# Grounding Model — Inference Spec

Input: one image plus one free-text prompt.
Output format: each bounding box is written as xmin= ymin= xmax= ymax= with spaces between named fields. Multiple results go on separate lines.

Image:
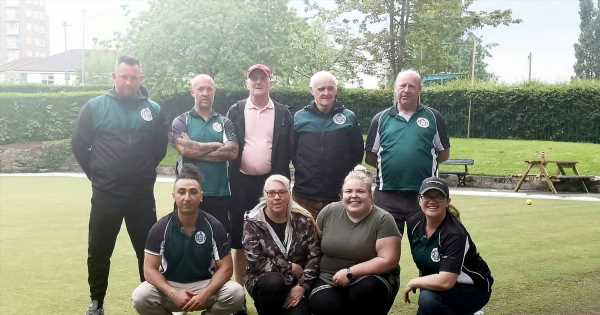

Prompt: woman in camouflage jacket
xmin=242 ymin=174 xmax=320 ymax=315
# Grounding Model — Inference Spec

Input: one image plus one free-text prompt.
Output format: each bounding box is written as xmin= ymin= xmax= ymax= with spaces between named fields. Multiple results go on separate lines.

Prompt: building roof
xmin=0 ymin=49 xmax=89 ymax=72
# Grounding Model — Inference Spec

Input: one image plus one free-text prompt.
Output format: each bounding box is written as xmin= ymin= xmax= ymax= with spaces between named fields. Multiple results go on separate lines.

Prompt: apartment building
xmin=0 ymin=0 xmax=49 ymax=63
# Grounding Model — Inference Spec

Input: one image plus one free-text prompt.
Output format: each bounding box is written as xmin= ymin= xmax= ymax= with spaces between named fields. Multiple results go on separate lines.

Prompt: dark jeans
xmin=417 ymin=284 xmax=491 ymax=315
xmin=202 ymin=196 xmax=232 ymax=234
xmin=250 ymin=272 xmax=310 ymax=315
xmin=373 ymin=190 xmax=419 ymax=235
xmin=309 ymin=275 xmax=398 ymax=315
xmin=230 ymin=172 xmax=268 ymax=249
xmin=88 ymin=187 xmax=157 ymax=302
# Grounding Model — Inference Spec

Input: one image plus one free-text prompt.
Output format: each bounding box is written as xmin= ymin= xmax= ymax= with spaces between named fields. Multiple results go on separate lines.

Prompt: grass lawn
xmin=1 ymin=176 xmax=599 ymax=314
xmin=161 ymin=138 xmax=600 ymax=176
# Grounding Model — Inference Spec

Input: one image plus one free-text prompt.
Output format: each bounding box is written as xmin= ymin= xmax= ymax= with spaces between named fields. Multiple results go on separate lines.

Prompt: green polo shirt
xmin=145 ymin=210 xmax=230 ymax=283
xmin=171 ymin=110 xmax=238 ymax=197
xmin=366 ymin=105 xmax=450 ymax=191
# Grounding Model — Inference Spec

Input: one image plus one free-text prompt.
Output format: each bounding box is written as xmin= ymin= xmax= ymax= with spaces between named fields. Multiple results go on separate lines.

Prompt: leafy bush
xmin=1 ymin=82 xmax=599 ymax=144
xmin=0 ymin=84 xmax=110 ymax=93
xmin=0 ymin=92 xmax=101 ymax=144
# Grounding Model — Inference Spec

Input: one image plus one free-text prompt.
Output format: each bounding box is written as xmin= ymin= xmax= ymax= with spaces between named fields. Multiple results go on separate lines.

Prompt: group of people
xmin=72 ymin=55 xmax=494 ymax=315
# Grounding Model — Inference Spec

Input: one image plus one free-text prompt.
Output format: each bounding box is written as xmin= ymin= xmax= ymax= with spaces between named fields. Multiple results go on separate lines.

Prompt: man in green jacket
xmin=72 ymin=56 xmax=168 ymax=315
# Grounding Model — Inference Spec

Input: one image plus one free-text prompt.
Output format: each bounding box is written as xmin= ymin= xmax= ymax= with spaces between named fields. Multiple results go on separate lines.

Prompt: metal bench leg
xmin=458 ymin=174 xmax=466 ymax=187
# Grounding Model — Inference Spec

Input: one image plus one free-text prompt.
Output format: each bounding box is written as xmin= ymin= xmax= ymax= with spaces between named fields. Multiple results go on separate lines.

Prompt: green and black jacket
xmin=292 ymin=101 xmax=364 ymax=201
xmin=72 ymin=87 xmax=168 ymax=195
xmin=407 ymin=212 xmax=494 ymax=293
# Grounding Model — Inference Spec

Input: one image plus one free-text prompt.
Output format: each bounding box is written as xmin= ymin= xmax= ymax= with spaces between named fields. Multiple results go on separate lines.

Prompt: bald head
xmin=394 ymin=69 xmax=422 ymax=111
xmin=190 ymin=74 xmax=216 ymax=113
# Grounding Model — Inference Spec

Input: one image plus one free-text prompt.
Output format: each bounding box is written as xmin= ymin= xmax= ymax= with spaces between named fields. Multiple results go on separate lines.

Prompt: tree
xmin=574 ymin=0 xmax=600 ymax=79
xmin=119 ymin=0 xmax=362 ymax=96
xmin=306 ymin=0 xmax=519 ymax=86
xmin=79 ymin=50 xmax=117 ymax=85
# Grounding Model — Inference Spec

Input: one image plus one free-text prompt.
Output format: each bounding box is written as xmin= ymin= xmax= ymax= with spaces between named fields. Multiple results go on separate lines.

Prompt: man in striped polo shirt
xmin=365 ymin=69 xmax=450 ymax=235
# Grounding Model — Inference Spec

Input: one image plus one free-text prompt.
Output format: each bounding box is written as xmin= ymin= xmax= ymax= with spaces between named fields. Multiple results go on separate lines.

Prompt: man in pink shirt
xmin=226 ymin=64 xmax=293 ymax=287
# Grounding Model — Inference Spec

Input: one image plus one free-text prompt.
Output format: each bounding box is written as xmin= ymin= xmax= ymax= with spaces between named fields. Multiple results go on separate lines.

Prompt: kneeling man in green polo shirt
xmin=132 ymin=165 xmax=245 ymax=315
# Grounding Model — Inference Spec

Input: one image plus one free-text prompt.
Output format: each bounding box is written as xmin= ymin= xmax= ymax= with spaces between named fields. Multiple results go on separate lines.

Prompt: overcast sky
xmin=470 ymin=0 xmax=579 ymax=83
xmin=46 ymin=0 xmax=581 ymax=84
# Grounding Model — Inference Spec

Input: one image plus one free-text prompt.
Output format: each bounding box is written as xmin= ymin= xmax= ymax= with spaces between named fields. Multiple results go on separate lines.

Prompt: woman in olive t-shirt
xmin=309 ymin=167 xmax=402 ymax=315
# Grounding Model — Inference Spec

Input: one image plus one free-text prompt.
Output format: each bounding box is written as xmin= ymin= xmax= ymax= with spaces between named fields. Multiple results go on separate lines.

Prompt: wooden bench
xmin=440 ymin=159 xmax=474 ymax=187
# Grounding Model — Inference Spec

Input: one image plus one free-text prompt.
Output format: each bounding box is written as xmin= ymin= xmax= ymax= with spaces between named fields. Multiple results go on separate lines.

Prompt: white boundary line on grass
xmin=2 ymin=172 xmax=599 ymax=202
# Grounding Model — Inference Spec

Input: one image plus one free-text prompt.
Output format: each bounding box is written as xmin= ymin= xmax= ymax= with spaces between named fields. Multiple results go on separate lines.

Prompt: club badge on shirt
xmin=140 ymin=108 xmax=153 ymax=122
xmin=332 ymin=113 xmax=347 ymax=125
xmin=430 ymin=247 xmax=440 ymax=262
xmin=195 ymin=231 xmax=207 ymax=245
xmin=416 ymin=117 xmax=430 ymax=128
xmin=212 ymin=122 xmax=223 ymax=133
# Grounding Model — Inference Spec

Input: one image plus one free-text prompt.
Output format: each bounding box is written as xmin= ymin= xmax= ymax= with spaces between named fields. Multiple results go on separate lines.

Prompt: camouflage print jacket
xmin=242 ymin=200 xmax=321 ymax=294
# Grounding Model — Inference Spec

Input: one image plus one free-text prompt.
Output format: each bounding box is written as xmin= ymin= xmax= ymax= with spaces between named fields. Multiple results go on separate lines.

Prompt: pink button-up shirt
xmin=240 ymin=98 xmax=275 ymax=175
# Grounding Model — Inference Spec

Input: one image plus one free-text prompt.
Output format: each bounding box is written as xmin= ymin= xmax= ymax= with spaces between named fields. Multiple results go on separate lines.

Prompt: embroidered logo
xmin=212 ymin=122 xmax=223 ymax=133
xmin=194 ymin=231 xmax=207 ymax=245
xmin=430 ymin=247 xmax=440 ymax=262
xmin=416 ymin=117 xmax=429 ymax=128
xmin=140 ymin=108 xmax=153 ymax=122
xmin=332 ymin=113 xmax=347 ymax=125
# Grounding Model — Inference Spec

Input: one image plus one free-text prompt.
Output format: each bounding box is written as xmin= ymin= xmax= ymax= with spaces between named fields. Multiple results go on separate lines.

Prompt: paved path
xmin=2 ymin=172 xmax=599 ymax=202
xmin=451 ymin=187 xmax=600 ymax=202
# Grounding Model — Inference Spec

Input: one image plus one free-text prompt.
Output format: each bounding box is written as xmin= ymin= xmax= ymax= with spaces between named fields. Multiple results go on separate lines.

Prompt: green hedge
xmin=158 ymin=87 xmax=389 ymax=132
xmin=424 ymin=81 xmax=600 ymax=143
xmin=0 ymin=84 xmax=111 ymax=93
xmin=1 ymin=82 xmax=599 ymax=145
xmin=0 ymin=92 xmax=101 ymax=144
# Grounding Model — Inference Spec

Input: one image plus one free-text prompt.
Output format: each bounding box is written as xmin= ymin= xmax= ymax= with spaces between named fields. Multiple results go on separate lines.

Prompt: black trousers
xmin=417 ymin=284 xmax=491 ymax=315
xmin=309 ymin=275 xmax=399 ymax=315
xmin=229 ymin=172 xmax=268 ymax=249
xmin=250 ymin=272 xmax=310 ymax=315
xmin=87 ymin=187 xmax=157 ymax=302
xmin=202 ymin=196 xmax=232 ymax=234
xmin=373 ymin=190 xmax=419 ymax=234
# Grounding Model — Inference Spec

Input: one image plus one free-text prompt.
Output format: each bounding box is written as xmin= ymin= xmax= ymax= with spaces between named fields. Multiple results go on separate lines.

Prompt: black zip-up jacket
xmin=226 ymin=99 xmax=293 ymax=179
xmin=292 ymin=102 xmax=364 ymax=201
xmin=71 ymin=87 xmax=168 ymax=196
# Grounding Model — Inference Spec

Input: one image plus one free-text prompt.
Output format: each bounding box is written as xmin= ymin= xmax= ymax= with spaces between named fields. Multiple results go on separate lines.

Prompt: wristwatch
xmin=346 ymin=267 xmax=353 ymax=280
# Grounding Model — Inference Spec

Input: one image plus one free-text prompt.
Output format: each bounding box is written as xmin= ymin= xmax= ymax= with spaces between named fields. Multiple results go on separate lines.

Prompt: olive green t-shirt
xmin=317 ymin=201 xmax=401 ymax=284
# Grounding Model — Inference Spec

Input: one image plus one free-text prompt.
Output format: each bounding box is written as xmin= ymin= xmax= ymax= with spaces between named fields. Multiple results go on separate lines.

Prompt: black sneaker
xmin=85 ymin=300 xmax=104 ymax=315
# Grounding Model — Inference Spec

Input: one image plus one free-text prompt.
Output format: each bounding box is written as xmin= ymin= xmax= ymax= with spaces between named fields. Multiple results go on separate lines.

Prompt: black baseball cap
xmin=419 ymin=176 xmax=449 ymax=197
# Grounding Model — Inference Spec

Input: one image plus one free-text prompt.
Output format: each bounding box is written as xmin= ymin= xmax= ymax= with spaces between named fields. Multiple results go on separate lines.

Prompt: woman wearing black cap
xmin=403 ymin=177 xmax=493 ymax=315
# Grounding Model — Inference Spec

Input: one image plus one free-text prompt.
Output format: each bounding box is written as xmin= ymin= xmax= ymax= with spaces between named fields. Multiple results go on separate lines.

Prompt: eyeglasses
xmin=265 ymin=190 xmax=288 ymax=198
xmin=418 ymin=194 xmax=447 ymax=202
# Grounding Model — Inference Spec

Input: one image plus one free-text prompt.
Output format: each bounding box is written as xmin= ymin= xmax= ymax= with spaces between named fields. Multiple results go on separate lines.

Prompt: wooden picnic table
xmin=514 ymin=160 xmax=591 ymax=194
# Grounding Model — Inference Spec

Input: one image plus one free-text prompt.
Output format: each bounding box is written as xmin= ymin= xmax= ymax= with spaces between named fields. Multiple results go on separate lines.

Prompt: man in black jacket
xmin=292 ymin=71 xmax=364 ymax=218
xmin=226 ymin=64 xmax=293 ymax=287
xmin=72 ymin=56 xmax=168 ymax=315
